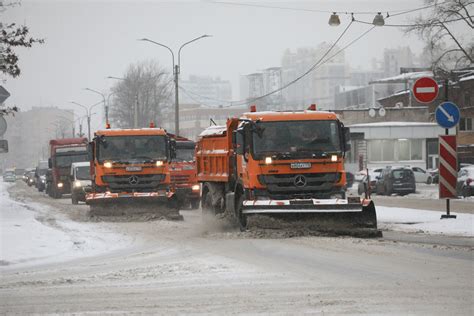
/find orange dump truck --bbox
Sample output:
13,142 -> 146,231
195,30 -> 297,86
86,126 -> 181,218
168,135 -> 200,209
196,105 -> 378,235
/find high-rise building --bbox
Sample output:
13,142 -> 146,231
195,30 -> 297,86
180,75 -> 232,106
383,47 -> 415,77
2,107 -> 76,169
281,43 -> 347,110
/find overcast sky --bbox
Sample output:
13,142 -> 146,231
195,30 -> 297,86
4,0 -> 460,127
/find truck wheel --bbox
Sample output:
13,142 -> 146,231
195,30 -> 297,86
201,191 -> 214,222
190,199 -> 200,210
71,193 -> 79,205
235,193 -> 247,232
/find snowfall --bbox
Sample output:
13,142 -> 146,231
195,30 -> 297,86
0,181 -> 472,269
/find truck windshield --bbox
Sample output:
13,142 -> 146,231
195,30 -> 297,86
175,148 -> 194,161
75,166 -> 90,180
253,120 -> 341,158
97,135 -> 167,162
55,153 -> 89,167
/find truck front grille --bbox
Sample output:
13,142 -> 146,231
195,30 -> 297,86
258,172 -> 340,196
102,174 -> 165,192
171,174 -> 191,184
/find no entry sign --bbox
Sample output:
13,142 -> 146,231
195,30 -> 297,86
413,77 -> 439,103
439,135 -> 458,199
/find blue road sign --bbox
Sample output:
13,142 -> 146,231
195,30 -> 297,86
435,102 -> 460,129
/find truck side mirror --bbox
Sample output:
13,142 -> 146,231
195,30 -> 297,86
343,127 -> 351,152
48,158 -> 52,168
0,140 -> 8,153
87,142 -> 94,161
233,130 -> 245,155
170,140 -> 177,159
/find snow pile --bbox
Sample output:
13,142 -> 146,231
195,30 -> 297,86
0,182 -> 133,268
377,206 -> 473,237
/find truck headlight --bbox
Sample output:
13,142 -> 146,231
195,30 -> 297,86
265,157 -> 272,164
57,182 -> 64,188
74,180 -> 82,188
156,160 -> 164,167
192,184 -> 200,191
104,161 -> 113,168
331,155 -> 338,162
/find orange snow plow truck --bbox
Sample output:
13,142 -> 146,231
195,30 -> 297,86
168,135 -> 200,209
85,125 -> 181,219
196,105 -> 379,236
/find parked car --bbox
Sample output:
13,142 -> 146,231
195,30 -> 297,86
427,169 -> 439,184
456,166 -> 474,197
357,175 -> 377,195
375,166 -> 416,196
409,166 -> 433,184
3,169 -> 16,182
356,168 -> 382,196
70,162 -> 92,204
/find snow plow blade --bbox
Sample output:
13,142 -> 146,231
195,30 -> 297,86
241,198 -> 380,237
86,191 -> 182,220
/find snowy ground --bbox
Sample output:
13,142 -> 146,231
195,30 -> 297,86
0,182 -> 134,268
377,206 -> 473,237
349,182 -> 474,200
0,180 -> 472,270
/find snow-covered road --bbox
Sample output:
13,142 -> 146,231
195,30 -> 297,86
1,181 -> 473,314
0,182 -> 135,268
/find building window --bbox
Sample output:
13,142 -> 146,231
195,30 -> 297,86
459,117 -> 473,131
369,139 -> 423,162
369,140 -> 395,162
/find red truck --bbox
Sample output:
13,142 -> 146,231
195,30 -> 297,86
169,135 -> 200,209
46,138 -> 88,198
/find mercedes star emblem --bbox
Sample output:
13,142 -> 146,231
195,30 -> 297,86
294,175 -> 307,187
129,175 -> 139,185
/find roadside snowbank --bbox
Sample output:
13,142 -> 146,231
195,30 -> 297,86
0,182 -> 134,268
377,206 -> 473,237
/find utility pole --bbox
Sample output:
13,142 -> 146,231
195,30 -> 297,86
134,94 -> 139,128
174,64 -> 180,134
87,115 -> 91,141
139,34 -> 211,135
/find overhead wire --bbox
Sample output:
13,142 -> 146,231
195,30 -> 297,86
353,16 -> 472,27
211,0 -> 447,16
223,20 -> 356,107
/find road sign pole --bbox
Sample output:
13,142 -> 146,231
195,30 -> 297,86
440,80 -> 456,219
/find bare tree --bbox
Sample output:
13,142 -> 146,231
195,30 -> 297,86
109,60 -> 172,128
0,1 -> 44,79
405,0 -> 473,75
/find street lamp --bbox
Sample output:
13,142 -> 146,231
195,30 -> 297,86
139,34 -> 212,135
70,100 -> 102,141
107,75 -> 142,128
84,88 -> 109,125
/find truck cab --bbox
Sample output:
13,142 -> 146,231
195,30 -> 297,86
86,126 -> 180,215
170,139 -> 200,209
47,138 -> 89,198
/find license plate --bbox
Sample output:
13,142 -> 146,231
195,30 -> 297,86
290,162 -> 311,169
126,166 -> 142,172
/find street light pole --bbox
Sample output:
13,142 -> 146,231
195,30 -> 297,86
84,88 -> 108,124
70,100 -> 102,141
139,34 -> 211,135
